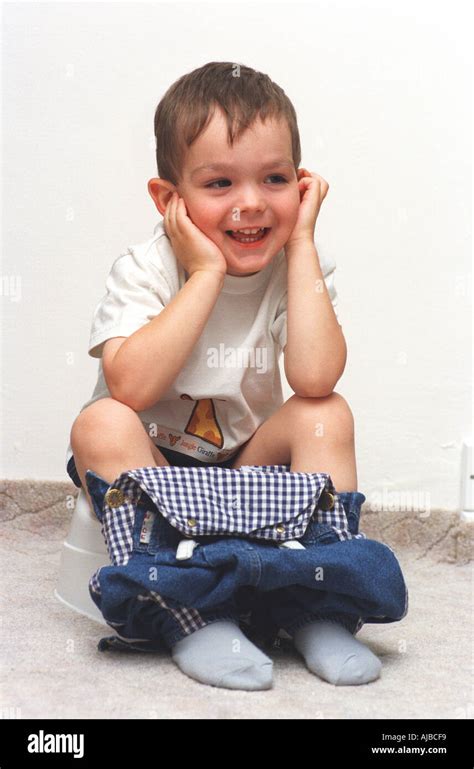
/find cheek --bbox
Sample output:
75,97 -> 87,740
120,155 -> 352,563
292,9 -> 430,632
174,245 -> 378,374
289,187 -> 302,215
276,193 -> 300,232
277,184 -> 300,212
182,198 -> 224,234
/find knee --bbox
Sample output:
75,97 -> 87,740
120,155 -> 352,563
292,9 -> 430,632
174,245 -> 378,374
70,397 -> 139,450
287,392 -> 355,442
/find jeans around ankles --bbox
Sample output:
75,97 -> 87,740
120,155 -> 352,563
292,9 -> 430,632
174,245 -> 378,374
84,465 -> 409,653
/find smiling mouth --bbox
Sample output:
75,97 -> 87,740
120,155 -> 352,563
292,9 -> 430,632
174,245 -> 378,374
225,227 -> 271,244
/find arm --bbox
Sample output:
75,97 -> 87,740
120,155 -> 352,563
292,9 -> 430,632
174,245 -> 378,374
106,269 -> 224,411
284,239 -> 346,398
283,169 -> 346,398
106,192 -> 227,412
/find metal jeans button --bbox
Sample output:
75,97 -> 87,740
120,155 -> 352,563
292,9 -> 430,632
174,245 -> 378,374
104,488 -> 125,508
319,491 -> 335,511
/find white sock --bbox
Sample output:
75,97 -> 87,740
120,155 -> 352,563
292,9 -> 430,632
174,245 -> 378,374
293,619 -> 382,685
171,620 -> 273,691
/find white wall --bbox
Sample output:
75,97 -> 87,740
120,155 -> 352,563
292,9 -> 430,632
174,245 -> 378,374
2,0 -> 471,511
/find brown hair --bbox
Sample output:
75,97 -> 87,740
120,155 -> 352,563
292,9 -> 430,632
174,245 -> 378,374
153,61 -> 301,185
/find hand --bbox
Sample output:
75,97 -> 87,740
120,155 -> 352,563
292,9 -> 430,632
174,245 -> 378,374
285,170 -> 329,252
164,192 -> 227,278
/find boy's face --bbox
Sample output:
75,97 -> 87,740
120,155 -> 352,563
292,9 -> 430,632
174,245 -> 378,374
150,107 -> 303,277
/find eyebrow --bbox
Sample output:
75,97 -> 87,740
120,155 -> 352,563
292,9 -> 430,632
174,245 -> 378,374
191,159 -> 295,178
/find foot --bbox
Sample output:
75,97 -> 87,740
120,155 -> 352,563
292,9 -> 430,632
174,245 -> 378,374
293,619 -> 382,685
171,619 -> 273,690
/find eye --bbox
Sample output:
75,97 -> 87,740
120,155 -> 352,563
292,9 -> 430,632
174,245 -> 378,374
204,174 -> 289,189
205,179 -> 231,189
266,175 -> 288,184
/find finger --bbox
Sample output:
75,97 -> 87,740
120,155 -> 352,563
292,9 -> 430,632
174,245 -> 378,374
307,174 -> 329,203
166,192 -> 178,234
298,175 -> 312,190
298,179 -> 309,204
300,176 -> 319,200
169,192 -> 178,233
175,196 -> 192,235
164,191 -> 173,223
163,194 -> 173,237
313,173 -> 329,196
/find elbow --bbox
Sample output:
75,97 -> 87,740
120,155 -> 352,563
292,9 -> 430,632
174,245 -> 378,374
118,386 -> 161,413
104,358 -> 155,412
118,386 -> 159,413
285,334 -> 347,399
289,378 -> 338,399
106,379 -> 149,413
285,366 -> 344,399
108,389 -> 145,413
104,369 -> 153,413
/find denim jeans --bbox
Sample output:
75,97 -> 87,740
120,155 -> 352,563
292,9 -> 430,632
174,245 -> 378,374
84,468 -> 409,653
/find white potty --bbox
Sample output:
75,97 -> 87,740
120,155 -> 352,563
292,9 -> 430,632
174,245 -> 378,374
55,488 -> 109,626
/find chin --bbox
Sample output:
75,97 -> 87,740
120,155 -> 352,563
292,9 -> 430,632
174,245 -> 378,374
224,251 -> 274,275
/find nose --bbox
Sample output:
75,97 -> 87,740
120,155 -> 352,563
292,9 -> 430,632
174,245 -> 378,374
234,183 -> 267,216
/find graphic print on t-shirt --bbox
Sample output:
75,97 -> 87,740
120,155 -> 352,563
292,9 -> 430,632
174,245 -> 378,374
181,393 -> 224,448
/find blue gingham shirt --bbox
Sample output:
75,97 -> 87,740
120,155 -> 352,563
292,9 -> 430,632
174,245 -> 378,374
91,465 -> 365,574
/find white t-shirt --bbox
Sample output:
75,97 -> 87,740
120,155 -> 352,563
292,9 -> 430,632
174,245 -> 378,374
65,220 -> 339,468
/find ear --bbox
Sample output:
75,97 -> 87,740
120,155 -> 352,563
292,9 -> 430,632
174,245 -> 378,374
147,178 -> 178,216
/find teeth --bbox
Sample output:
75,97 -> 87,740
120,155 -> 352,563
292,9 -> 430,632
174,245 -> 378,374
233,227 -> 265,234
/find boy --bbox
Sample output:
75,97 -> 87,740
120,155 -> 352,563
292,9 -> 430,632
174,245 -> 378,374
66,62 -> 400,690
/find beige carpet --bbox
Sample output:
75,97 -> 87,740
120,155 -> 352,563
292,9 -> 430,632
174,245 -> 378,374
0,480 -> 472,719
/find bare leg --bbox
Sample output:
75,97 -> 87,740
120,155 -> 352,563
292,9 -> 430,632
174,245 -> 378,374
70,397 -> 170,511
289,394 -> 357,490
231,393 -> 358,491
